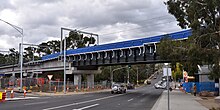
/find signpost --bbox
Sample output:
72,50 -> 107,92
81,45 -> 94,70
164,63 -> 171,110
47,75 -> 53,93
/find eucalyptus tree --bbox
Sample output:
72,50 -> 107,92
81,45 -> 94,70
162,0 -> 220,78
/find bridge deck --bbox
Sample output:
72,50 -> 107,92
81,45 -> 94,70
42,29 -> 191,61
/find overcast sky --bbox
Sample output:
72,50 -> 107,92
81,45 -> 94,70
0,0 -> 182,51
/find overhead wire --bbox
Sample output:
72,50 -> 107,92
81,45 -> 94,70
100,19 -> 177,36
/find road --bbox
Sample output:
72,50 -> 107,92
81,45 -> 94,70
0,77 -> 163,110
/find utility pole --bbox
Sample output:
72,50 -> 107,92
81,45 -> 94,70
0,19 -> 24,92
60,27 -> 98,94
110,66 -> 113,85
164,63 -> 170,110
137,66 -> 139,86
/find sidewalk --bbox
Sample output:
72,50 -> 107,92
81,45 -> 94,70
151,90 -> 208,110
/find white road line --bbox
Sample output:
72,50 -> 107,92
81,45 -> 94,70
24,101 -> 48,106
128,98 -> 133,102
42,94 -> 124,110
73,104 -> 99,110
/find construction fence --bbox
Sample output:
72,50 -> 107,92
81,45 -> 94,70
0,78 -> 111,92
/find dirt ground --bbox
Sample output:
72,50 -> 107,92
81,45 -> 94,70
196,97 -> 220,110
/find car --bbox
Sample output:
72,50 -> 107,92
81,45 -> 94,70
154,81 -> 167,89
153,76 -> 157,79
111,83 -> 127,94
127,83 -> 135,89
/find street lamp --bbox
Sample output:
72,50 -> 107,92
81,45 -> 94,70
60,27 -> 98,94
111,66 -> 128,85
164,63 -> 170,110
0,19 -> 24,92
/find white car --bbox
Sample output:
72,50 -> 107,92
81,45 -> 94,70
111,83 -> 127,94
154,81 -> 167,89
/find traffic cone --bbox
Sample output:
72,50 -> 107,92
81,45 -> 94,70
82,87 -> 84,92
4,89 -> 7,98
67,87 -> 69,93
23,89 -> 27,98
54,86 -> 57,93
10,89 -> 14,98
76,85 -> 78,92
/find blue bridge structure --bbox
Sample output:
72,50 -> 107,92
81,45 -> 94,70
42,29 -> 191,67
0,29 -> 192,89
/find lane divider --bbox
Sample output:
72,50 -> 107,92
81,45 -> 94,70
43,94 -> 124,110
73,103 -> 99,110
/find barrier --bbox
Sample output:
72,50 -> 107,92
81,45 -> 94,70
183,82 -> 216,93
0,92 -> 6,102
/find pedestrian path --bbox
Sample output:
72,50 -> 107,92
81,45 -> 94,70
151,90 -> 208,110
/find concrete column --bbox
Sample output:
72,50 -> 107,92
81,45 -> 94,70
74,74 -> 81,89
87,74 -> 94,89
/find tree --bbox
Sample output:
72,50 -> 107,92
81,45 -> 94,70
164,0 -> 220,79
67,31 -> 96,49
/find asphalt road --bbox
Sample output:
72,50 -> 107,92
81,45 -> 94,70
0,77 -> 163,110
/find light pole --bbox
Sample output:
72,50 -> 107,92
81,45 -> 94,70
0,19 -> 24,92
164,63 -> 170,110
136,66 -> 139,86
111,66 -> 128,85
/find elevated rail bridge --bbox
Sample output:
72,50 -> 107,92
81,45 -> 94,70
0,29 -> 192,88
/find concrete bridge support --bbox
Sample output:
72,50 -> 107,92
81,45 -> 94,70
87,74 -> 94,89
72,67 -> 101,90
74,74 -> 82,90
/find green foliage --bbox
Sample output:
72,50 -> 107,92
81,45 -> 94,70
67,31 -> 96,49
164,0 -> 220,78
95,64 -> 156,84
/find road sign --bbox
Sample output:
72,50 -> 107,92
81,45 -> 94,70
47,75 -> 53,80
163,68 -> 172,76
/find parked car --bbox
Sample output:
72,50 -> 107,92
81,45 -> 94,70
127,83 -> 135,89
111,83 -> 127,94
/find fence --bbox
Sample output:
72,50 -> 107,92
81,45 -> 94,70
0,78 -> 46,89
0,78 -> 111,92
182,82 -> 217,93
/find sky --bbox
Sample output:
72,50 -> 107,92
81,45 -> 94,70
0,0 -> 182,51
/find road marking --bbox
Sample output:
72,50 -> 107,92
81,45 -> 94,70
73,104 -> 99,110
128,98 -> 133,102
24,101 -> 48,106
43,94 -> 124,110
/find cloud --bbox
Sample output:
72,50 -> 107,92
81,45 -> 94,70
0,0 -> 181,51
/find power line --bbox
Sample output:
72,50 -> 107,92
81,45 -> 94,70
100,20 -> 176,36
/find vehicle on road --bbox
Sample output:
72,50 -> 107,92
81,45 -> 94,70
154,81 -> 166,89
111,83 -> 127,94
127,83 -> 135,89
